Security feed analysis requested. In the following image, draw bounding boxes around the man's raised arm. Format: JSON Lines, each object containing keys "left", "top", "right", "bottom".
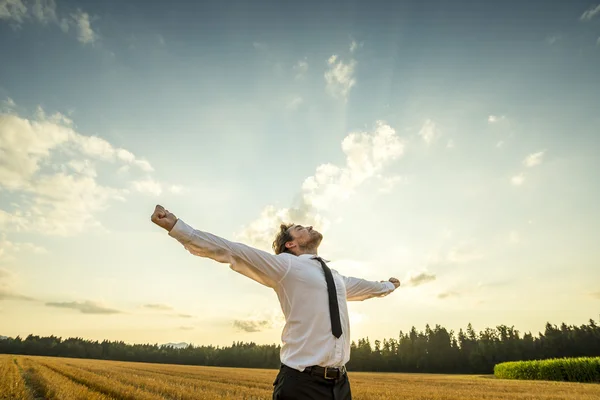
{"left": 151, "top": 205, "right": 290, "bottom": 288}
{"left": 341, "top": 275, "right": 400, "bottom": 301}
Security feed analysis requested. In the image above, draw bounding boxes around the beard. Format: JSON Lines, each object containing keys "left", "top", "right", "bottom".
{"left": 300, "top": 230, "right": 323, "bottom": 250}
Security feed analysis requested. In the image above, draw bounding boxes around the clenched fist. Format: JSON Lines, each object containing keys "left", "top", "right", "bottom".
{"left": 151, "top": 205, "right": 178, "bottom": 232}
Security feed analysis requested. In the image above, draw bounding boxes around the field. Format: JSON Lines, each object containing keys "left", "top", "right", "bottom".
{"left": 2, "top": 354, "right": 600, "bottom": 399}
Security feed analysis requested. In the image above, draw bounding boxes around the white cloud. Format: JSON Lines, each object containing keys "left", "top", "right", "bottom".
{"left": 236, "top": 121, "right": 404, "bottom": 250}
{"left": 0, "top": 235, "right": 46, "bottom": 262}
{"left": 446, "top": 139, "right": 455, "bottom": 149}
{"left": 349, "top": 40, "right": 363, "bottom": 53}
{"left": 169, "top": 185, "right": 184, "bottom": 194}
{"left": 157, "top": 34, "right": 165, "bottom": 45}
{"left": 252, "top": 42, "right": 267, "bottom": 51}
{"left": 488, "top": 115, "right": 507, "bottom": 124}
{"left": 0, "top": 104, "right": 160, "bottom": 235}
{"left": 325, "top": 53, "right": 356, "bottom": 101}
{"left": 496, "top": 141, "right": 504, "bottom": 148}
{"left": 3, "top": 97, "right": 16, "bottom": 108}
{"left": 293, "top": 59, "right": 308, "bottom": 79}
{"left": 67, "top": 159, "right": 96, "bottom": 177}
{"left": 132, "top": 178, "right": 162, "bottom": 196}
{"left": 1, "top": 0, "right": 70, "bottom": 34}
{"left": 546, "top": 35, "right": 561, "bottom": 45}
{"left": 71, "top": 9, "right": 95, "bottom": 44}
{"left": 523, "top": 151, "right": 545, "bottom": 167}
{"left": 511, "top": 173, "right": 525, "bottom": 186}
{"left": 418, "top": 119, "right": 438, "bottom": 145}
{"left": 580, "top": 4, "right": 600, "bottom": 21}
{"left": 286, "top": 96, "right": 303, "bottom": 110}
{"left": 378, "top": 175, "right": 405, "bottom": 194}
{"left": 0, "top": 0, "right": 27, "bottom": 24}
{"left": 597, "top": 37, "right": 600, "bottom": 46}
{"left": 446, "top": 242, "right": 483, "bottom": 264}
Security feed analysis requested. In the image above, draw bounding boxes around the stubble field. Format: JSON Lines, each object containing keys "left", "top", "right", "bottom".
{"left": 1, "top": 354, "right": 599, "bottom": 400}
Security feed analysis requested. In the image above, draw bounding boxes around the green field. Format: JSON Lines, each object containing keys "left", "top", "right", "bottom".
{"left": 2, "top": 354, "right": 600, "bottom": 399}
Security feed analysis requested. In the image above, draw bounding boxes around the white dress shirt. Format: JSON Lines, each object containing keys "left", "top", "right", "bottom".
{"left": 168, "top": 219, "right": 396, "bottom": 372}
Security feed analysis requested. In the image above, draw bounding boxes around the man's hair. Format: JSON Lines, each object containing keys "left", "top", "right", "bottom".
{"left": 272, "top": 223, "right": 295, "bottom": 255}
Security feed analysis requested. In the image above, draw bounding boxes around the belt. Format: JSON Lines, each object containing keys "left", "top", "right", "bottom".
{"left": 303, "top": 365, "right": 347, "bottom": 380}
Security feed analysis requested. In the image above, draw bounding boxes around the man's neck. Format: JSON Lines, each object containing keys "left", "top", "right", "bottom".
{"left": 296, "top": 249, "right": 318, "bottom": 257}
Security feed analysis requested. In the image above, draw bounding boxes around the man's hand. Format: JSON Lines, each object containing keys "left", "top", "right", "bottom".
{"left": 151, "top": 205, "right": 178, "bottom": 232}
{"left": 388, "top": 277, "right": 400, "bottom": 289}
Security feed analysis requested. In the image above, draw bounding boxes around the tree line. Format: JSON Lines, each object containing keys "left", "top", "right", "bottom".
{"left": 1, "top": 318, "right": 599, "bottom": 374}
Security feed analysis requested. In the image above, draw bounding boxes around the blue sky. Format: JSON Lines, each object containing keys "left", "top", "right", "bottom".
{"left": 1, "top": 0, "right": 599, "bottom": 346}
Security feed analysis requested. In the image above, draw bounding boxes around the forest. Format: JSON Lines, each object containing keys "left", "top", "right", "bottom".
{"left": 1, "top": 319, "right": 599, "bottom": 374}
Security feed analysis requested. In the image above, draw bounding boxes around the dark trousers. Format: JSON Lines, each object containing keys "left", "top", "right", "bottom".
{"left": 273, "top": 364, "right": 352, "bottom": 400}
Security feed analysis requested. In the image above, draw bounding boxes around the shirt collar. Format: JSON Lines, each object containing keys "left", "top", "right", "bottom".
{"left": 298, "top": 253, "right": 331, "bottom": 263}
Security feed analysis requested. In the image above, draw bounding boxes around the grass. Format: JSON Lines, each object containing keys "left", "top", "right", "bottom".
{"left": 1, "top": 354, "right": 599, "bottom": 399}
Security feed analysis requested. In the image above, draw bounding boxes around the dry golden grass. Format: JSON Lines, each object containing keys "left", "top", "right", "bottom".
{"left": 1, "top": 354, "right": 599, "bottom": 399}
{"left": 0, "top": 355, "right": 31, "bottom": 400}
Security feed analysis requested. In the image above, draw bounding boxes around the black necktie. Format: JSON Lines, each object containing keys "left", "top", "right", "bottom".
{"left": 313, "top": 257, "right": 342, "bottom": 338}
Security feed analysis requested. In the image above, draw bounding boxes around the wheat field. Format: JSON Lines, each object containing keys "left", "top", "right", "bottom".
{"left": 1, "top": 354, "right": 599, "bottom": 400}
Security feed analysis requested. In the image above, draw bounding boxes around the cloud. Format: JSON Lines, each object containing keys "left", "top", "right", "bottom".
{"left": 496, "top": 141, "right": 504, "bottom": 148}
{"left": 252, "top": 42, "right": 267, "bottom": 51}
{"left": 0, "top": 288, "right": 35, "bottom": 301}
{"left": 428, "top": 242, "right": 483, "bottom": 266}
{"left": 233, "top": 319, "right": 270, "bottom": 333}
{"left": 580, "top": 4, "right": 600, "bottom": 21}
{"left": 523, "top": 151, "right": 545, "bottom": 167}
{"left": 293, "top": 59, "right": 308, "bottom": 79}
{"left": 404, "top": 271, "right": 436, "bottom": 287}
{"left": 590, "top": 291, "right": 600, "bottom": 299}
{"left": 45, "top": 300, "right": 121, "bottom": 314}
{"left": 597, "top": 37, "right": 600, "bottom": 46}
{"left": 31, "top": 0, "right": 67, "bottom": 32}
{"left": 349, "top": 40, "right": 363, "bottom": 53}
{"left": 157, "top": 34, "right": 165, "bottom": 45}
{"left": 0, "top": 235, "right": 47, "bottom": 262}
{"left": 132, "top": 178, "right": 162, "bottom": 196}
{"left": 0, "top": 0, "right": 83, "bottom": 38}
{"left": 0, "top": 269, "right": 34, "bottom": 301}
{"left": 235, "top": 121, "right": 404, "bottom": 250}
{"left": 168, "top": 185, "right": 184, "bottom": 194}
{"left": 546, "top": 35, "right": 561, "bottom": 45}
{"left": 0, "top": 104, "right": 160, "bottom": 235}
{"left": 438, "top": 291, "right": 460, "bottom": 299}
{"left": 177, "top": 313, "right": 193, "bottom": 319}
{"left": 143, "top": 303, "right": 173, "bottom": 311}
{"left": 446, "top": 243, "right": 483, "bottom": 264}
{"left": 0, "top": 0, "right": 27, "bottom": 24}
{"left": 488, "top": 115, "right": 507, "bottom": 123}
{"left": 509, "top": 230, "right": 520, "bottom": 244}
{"left": 286, "top": 96, "right": 303, "bottom": 110}
{"left": 378, "top": 175, "right": 406, "bottom": 194}
{"left": 446, "top": 139, "right": 455, "bottom": 149}
{"left": 71, "top": 9, "right": 95, "bottom": 44}
{"left": 511, "top": 173, "right": 525, "bottom": 186}
{"left": 179, "top": 326, "right": 194, "bottom": 331}
{"left": 418, "top": 119, "right": 439, "bottom": 145}
{"left": 325, "top": 54, "right": 356, "bottom": 101}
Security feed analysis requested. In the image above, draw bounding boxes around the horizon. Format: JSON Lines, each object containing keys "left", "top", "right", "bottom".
{"left": 1, "top": 0, "right": 600, "bottom": 348}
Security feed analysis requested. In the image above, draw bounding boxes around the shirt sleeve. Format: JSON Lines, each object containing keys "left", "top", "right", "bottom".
{"left": 341, "top": 275, "right": 396, "bottom": 301}
{"left": 168, "top": 219, "right": 291, "bottom": 289}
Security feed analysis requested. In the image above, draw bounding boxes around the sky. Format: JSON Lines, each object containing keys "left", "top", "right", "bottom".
{"left": 1, "top": 0, "right": 599, "bottom": 347}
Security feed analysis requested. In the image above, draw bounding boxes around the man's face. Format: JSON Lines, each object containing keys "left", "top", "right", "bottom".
{"left": 288, "top": 224, "right": 323, "bottom": 251}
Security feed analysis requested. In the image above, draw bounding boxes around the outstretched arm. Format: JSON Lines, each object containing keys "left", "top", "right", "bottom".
{"left": 151, "top": 205, "right": 290, "bottom": 288}
{"left": 342, "top": 275, "right": 400, "bottom": 301}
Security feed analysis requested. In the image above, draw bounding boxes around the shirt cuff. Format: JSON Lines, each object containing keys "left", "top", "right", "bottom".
{"left": 384, "top": 281, "right": 396, "bottom": 291}
{"left": 168, "top": 219, "right": 194, "bottom": 242}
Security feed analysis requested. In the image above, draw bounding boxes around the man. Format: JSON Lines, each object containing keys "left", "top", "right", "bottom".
{"left": 151, "top": 204, "right": 400, "bottom": 400}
